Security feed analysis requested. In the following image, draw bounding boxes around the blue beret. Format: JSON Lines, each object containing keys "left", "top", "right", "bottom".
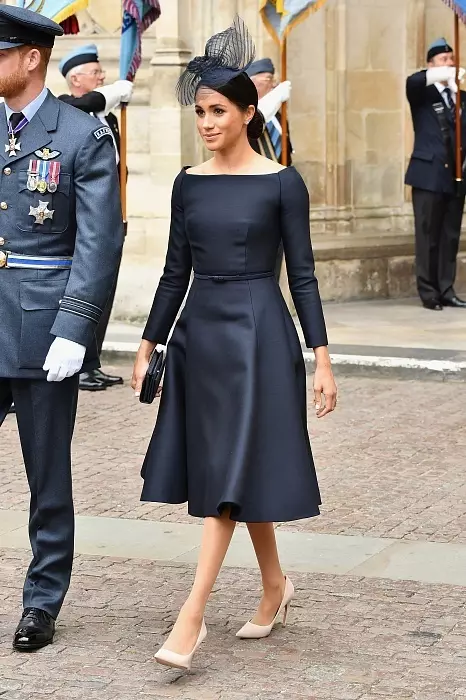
{"left": 427, "top": 37, "right": 453, "bottom": 62}
{"left": 0, "top": 4, "right": 63, "bottom": 50}
{"left": 59, "top": 43, "right": 99, "bottom": 77}
{"left": 246, "top": 58, "right": 275, "bottom": 78}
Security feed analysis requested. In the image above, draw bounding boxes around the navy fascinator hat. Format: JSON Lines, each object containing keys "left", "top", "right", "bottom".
{"left": 176, "top": 16, "right": 256, "bottom": 106}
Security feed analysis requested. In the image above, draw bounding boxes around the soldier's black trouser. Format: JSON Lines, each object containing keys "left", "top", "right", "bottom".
{"left": 0, "top": 376, "right": 79, "bottom": 619}
{"left": 412, "top": 188, "right": 465, "bottom": 302}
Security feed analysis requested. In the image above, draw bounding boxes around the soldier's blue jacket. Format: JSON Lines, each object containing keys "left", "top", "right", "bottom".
{"left": 405, "top": 69, "right": 466, "bottom": 194}
{"left": 0, "top": 90, "right": 124, "bottom": 378}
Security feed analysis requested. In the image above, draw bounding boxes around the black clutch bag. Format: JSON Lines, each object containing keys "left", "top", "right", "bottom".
{"left": 139, "top": 348, "right": 166, "bottom": 404}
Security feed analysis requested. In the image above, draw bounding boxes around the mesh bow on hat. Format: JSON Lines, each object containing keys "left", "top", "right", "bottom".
{"left": 176, "top": 16, "right": 255, "bottom": 106}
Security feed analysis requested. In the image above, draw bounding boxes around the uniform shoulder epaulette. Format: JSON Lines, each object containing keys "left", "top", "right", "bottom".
{"left": 93, "top": 125, "right": 112, "bottom": 141}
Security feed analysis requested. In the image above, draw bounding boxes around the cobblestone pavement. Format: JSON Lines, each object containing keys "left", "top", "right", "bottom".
{"left": 1, "top": 549, "right": 466, "bottom": 700}
{"left": 1, "top": 365, "right": 465, "bottom": 542}
{"left": 2, "top": 366, "right": 466, "bottom": 699}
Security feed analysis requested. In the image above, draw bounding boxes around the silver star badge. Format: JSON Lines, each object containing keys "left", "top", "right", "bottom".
{"left": 28, "top": 200, "right": 54, "bottom": 225}
{"left": 5, "top": 135, "right": 20, "bottom": 157}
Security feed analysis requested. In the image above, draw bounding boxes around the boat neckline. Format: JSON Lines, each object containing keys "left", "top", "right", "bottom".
{"left": 182, "top": 165, "right": 294, "bottom": 177}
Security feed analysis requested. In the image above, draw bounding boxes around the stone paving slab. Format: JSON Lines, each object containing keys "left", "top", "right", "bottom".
{"left": 106, "top": 298, "right": 466, "bottom": 380}
{"left": 0, "top": 510, "right": 394, "bottom": 577}
{"left": 5, "top": 510, "right": 466, "bottom": 586}
{"left": 2, "top": 549, "right": 466, "bottom": 700}
{"left": 108, "top": 296, "right": 466, "bottom": 353}
{"left": 1, "top": 370, "right": 466, "bottom": 544}
{"left": 106, "top": 308, "right": 466, "bottom": 381}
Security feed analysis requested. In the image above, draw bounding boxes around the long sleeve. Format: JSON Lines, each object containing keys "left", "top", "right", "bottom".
{"left": 58, "top": 91, "right": 106, "bottom": 114}
{"left": 50, "top": 128, "right": 124, "bottom": 346}
{"left": 279, "top": 168, "right": 328, "bottom": 348}
{"left": 143, "top": 172, "right": 192, "bottom": 343}
{"left": 406, "top": 71, "right": 428, "bottom": 107}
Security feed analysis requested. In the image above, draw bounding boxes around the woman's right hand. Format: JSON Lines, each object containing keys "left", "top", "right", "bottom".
{"left": 131, "top": 340, "right": 156, "bottom": 397}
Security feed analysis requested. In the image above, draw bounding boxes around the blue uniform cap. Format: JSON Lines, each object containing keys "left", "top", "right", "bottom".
{"left": 427, "top": 37, "right": 453, "bottom": 62}
{"left": 0, "top": 4, "right": 63, "bottom": 50}
{"left": 58, "top": 43, "right": 99, "bottom": 77}
{"left": 246, "top": 58, "right": 275, "bottom": 78}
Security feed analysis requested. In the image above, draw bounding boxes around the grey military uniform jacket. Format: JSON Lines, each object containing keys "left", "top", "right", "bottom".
{"left": 0, "top": 90, "right": 124, "bottom": 378}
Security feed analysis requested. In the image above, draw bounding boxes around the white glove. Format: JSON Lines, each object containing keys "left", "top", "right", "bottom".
{"left": 95, "top": 80, "right": 133, "bottom": 114}
{"left": 43, "top": 337, "right": 86, "bottom": 382}
{"left": 448, "top": 67, "right": 466, "bottom": 92}
{"left": 258, "top": 81, "right": 291, "bottom": 123}
{"left": 426, "top": 66, "right": 456, "bottom": 86}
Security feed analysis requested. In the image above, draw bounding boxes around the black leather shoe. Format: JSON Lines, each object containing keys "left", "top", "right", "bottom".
{"left": 7, "top": 402, "right": 15, "bottom": 414}
{"left": 441, "top": 295, "right": 466, "bottom": 308}
{"left": 422, "top": 299, "right": 443, "bottom": 311}
{"left": 13, "top": 608, "right": 55, "bottom": 651}
{"left": 79, "top": 371, "right": 107, "bottom": 391}
{"left": 92, "top": 368, "right": 124, "bottom": 386}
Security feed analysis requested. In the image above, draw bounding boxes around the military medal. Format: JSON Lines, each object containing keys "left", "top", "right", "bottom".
{"left": 37, "top": 159, "right": 48, "bottom": 194}
{"left": 27, "top": 159, "right": 39, "bottom": 191}
{"left": 5, "top": 113, "right": 28, "bottom": 157}
{"left": 47, "top": 160, "right": 61, "bottom": 193}
{"left": 28, "top": 200, "right": 54, "bottom": 225}
{"left": 5, "top": 135, "right": 20, "bottom": 157}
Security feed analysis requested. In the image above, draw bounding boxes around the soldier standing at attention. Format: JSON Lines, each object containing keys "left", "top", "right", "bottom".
{"left": 406, "top": 38, "right": 466, "bottom": 310}
{"left": 57, "top": 44, "right": 133, "bottom": 391}
{"left": 0, "top": 5, "right": 123, "bottom": 650}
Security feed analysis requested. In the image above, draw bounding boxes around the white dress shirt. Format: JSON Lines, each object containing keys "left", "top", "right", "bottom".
{"left": 5, "top": 86, "right": 48, "bottom": 124}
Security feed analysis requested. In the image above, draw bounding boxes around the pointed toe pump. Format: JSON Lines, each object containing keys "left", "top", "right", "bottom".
{"left": 154, "top": 619, "right": 207, "bottom": 671}
{"left": 236, "top": 576, "right": 295, "bottom": 639}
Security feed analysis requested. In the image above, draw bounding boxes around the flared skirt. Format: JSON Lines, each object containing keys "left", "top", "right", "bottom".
{"left": 141, "top": 276, "right": 321, "bottom": 522}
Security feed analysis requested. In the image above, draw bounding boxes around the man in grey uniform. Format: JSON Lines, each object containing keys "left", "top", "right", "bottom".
{"left": 0, "top": 5, "right": 124, "bottom": 650}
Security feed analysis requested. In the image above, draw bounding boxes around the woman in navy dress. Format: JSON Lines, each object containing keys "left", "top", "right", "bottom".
{"left": 132, "top": 17, "right": 337, "bottom": 671}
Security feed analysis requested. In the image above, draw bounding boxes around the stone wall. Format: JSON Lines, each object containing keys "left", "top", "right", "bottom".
{"left": 21, "top": 0, "right": 466, "bottom": 317}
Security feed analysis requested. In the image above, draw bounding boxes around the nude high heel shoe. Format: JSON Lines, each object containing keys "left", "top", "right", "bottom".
{"left": 154, "top": 619, "right": 207, "bottom": 671}
{"left": 236, "top": 576, "right": 294, "bottom": 639}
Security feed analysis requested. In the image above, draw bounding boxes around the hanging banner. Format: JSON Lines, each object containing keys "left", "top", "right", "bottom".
{"left": 260, "top": 0, "right": 329, "bottom": 43}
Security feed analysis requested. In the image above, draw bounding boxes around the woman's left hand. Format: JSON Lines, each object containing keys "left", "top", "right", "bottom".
{"left": 313, "top": 364, "right": 337, "bottom": 418}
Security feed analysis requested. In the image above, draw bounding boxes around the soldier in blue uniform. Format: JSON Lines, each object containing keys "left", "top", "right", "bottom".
{"left": 57, "top": 44, "right": 132, "bottom": 391}
{"left": 0, "top": 5, "right": 124, "bottom": 650}
{"left": 406, "top": 38, "right": 466, "bottom": 310}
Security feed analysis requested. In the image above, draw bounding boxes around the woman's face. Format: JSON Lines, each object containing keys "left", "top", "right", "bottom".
{"left": 194, "top": 87, "right": 254, "bottom": 151}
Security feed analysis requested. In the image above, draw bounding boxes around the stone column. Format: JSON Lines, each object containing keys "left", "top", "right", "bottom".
{"left": 149, "top": 0, "right": 194, "bottom": 184}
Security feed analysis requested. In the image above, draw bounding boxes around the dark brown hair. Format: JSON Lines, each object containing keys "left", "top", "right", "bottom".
{"left": 19, "top": 45, "right": 52, "bottom": 77}
{"left": 204, "top": 72, "right": 265, "bottom": 140}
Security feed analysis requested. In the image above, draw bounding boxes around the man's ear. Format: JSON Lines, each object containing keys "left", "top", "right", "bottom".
{"left": 27, "top": 48, "right": 42, "bottom": 73}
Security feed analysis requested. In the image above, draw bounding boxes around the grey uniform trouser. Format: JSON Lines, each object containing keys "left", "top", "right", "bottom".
{"left": 0, "top": 375, "right": 79, "bottom": 618}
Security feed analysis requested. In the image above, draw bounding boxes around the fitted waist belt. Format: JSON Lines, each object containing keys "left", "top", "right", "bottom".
{"left": 0, "top": 251, "right": 73, "bottom": 270}
{"left": 193, "top": 271, "right": 274, "bottom": 282}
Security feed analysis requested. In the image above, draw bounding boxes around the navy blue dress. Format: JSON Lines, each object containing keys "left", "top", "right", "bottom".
{"left": 141, "top": 166, "right": 328, "bottom": 522}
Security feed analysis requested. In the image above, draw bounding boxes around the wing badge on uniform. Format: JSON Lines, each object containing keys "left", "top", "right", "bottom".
{"left": 35, "top": 148, "right": 61, "bottom": 160}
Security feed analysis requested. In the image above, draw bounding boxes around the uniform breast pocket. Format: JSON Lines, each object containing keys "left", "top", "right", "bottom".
{"left": 16, "top": 170, "right": 71, "bottom": 234}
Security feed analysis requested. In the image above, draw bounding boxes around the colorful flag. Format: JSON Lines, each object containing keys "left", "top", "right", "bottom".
{"left": 260, "top": 0, "right": 328, "bottom": 43}
{"left": 442, "top": 0, "right": 466, "bottom": 21}
{"left": 120, "top": 0, "right": 161, "bottom": 82}
{"left": 16, "top": 0, "right": 88, "bottom": 26}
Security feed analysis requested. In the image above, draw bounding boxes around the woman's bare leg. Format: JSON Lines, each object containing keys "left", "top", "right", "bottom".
{"left": 162, "top": 509, "right": 236, "bottom": 654}
{"left": 246, "top": 522, "right": 286, "bottom": 625}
